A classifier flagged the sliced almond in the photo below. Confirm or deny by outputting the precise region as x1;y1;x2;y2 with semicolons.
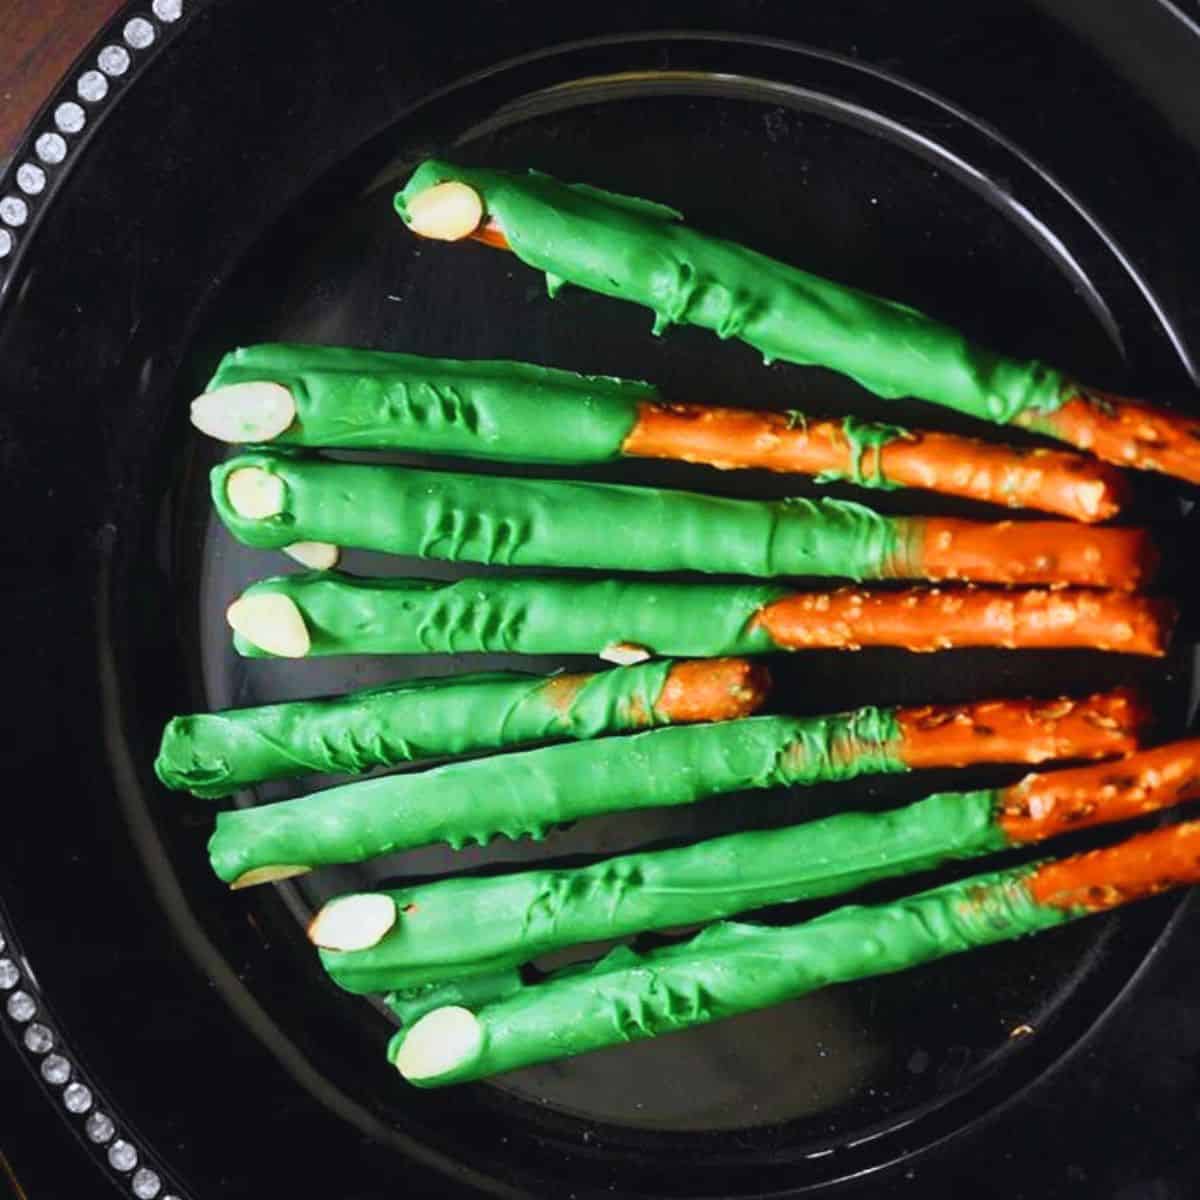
229;864;311;890
308;893;397;952
394;1006;483;1081
225;466;286;519
406;182;484;241
226;592;312;657
284;541;340;570
600;641;652;665
191;381;296;443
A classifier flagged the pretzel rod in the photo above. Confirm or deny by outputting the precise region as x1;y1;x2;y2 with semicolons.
389;821;1200;1086
998;737;1200;843
212;451;1150;588
320;729;1189;994
209;708;905;887
226;573;1175;661
895;688;1144;766
208;691;1137;889
194;343;1124;521
1018;388;1200;487
755;587;1171;655
624;404;1125;522
395;164;1200;488
155;657;768;799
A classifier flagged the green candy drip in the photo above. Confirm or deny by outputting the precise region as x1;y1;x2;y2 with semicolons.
212;450;906;581
207;342;649;458
207;708;905;883
396;161;1067;425
155;659;677;799
322;789;1006;994
390;864;1073;1086
813;416;910;491
233;572;787;659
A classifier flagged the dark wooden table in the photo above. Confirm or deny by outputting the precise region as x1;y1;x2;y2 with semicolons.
0;0;126;165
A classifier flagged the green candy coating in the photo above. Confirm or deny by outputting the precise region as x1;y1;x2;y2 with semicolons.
233;572;787;659
207;708;905;883
323;789;1007;994
206;342;649;458
389;864;1072;1086
814;416;909;491
207;342;915;488
155;659;680;799
386;970;525;1027
396;161;1067;425
212;450;910;580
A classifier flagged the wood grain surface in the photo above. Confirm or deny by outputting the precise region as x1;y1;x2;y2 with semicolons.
0;0;125;164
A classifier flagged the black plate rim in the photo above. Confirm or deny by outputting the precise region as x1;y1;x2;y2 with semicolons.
3;4;1200;1197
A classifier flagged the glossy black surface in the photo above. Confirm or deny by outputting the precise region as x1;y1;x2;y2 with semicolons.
3;2;1200;1197
187;56;1195;1147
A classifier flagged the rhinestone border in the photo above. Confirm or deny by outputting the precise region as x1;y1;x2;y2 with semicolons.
0;4;201;1184
0;1;196;294
0;914;186;1198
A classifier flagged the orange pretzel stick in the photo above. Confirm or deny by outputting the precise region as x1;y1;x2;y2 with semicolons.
1028;820;1200;911
999;739;1200;844
755;587;1174;656
908;517;1155;591
622;403;1127;522
472;219;511;250
653;658;772;723
1018;386;1200;487
896;688;1146;769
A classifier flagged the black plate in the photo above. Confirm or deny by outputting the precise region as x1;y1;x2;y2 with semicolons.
4;3;1200;1198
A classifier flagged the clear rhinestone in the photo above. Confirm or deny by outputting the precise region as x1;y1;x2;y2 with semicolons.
63;1082;93;1113
125;18;156;48
41;1053;70;1084
109;1140;138;1172
0;959;18;988
54;102;86;133
86;1111;115;1143
36;132;67;163
23;1022;52;1053
17;163;46;195
7;991;35;1022
78;71;109;103
0;196;29;226
99;45;131;76
132;1168;162;1198
0;230;10;259
152;0;183;21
